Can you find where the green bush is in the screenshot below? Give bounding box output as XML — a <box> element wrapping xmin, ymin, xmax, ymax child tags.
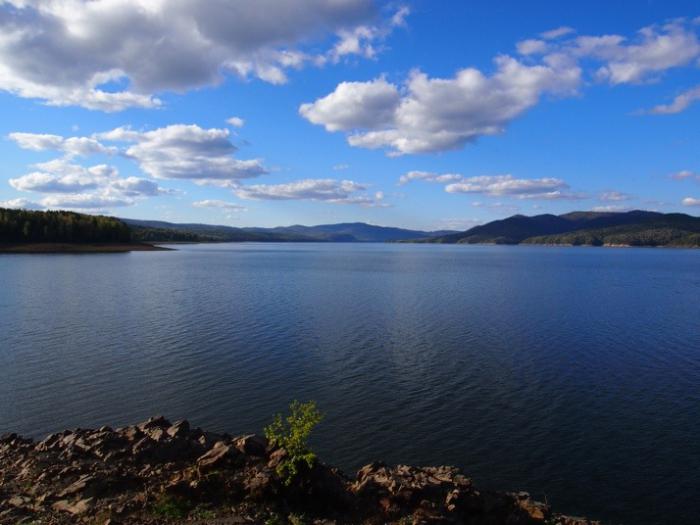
<box><xmin>264</xmin><ymin>400</ymin><xmax>324</xmax><ymax>486</ymax></box>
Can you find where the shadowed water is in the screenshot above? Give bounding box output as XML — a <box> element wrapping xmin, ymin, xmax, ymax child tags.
<box><xmin>1</xmin><ymin>243</ymin><xmax>699</xmax><ymax>524</ymax></box>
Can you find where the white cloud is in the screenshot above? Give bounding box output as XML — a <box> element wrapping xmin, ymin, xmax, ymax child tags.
<box><xmin>9</xmin><ymin>160</ymin><xmax>117</xmax><ymax>193</ymax></box>
<box><xmin>40</xmin><ymin>193</ymin><xmax>133</xmax><ymax>209</ymax></box>
<box><xmin>0</xmin><ymin>0</ymin><xmax>390</xmax><ymax>110</ymax></box>
<box><xmin>109</xmin><ymin>176</ymin><xmax>172</xmax><ymax>197</ymax></box>
<box><xmin>0</xmin><ymin>197</ymin><xmax>42</xmax><ymax>210</ymax></box>
<box><xmin>682</xmin><ymin>197</ymin><xmax>700</xmax><ymax>207</ymax></box>
<box><xmin>516</xmin><ymin>39</ymin><xmax>548</xmax><ymax>55</ymax></box>
<box><xmin>5</xmin><ymin>122</ymin><xmax>269</xmax><ymax>213</ymax></box>
<box><xmin>541</xmin><ymin>26</ymin><xmax>575</xmax><ymax>40</ymax></box>
<box><xmin>398</xmin><ymin>171</ymin><xmax>463</xmax><ymax>185</ymax></box>
<box><xmin>9</xmin><ymin>132</ymin><xmax>117</xmax><ymax>157</ymax></box>
<box><xmin>234</xmin><ymin>178</ymin><xmax>385</xmax><ymax>206</ymax></box>
<box><xmin>574</xmin><ymin>21</ymin><xmax>700</xmax><ymax>84</ymax></box>
<box><xmin>193</xmin><ymin>199</ymin><xmax>247</xmax><ymax>211</ymax></box>
<box><xmin>300</xmin><ymin>78</ymin><xmax>401</xmax><ymax>132</ymax></box>
<box><xmin>647</xmin><ymin>85</ymin><xmax>700</xmax><ymax>114</ymax></box>
<box><xmin>101</xmin><ymin>124</ymin><xmax>268</xmax><ymax>181</ymax></box>
<box><xmin>301</xmin><ymin>19</ymin><xmax>700</xmax><ymax>155</ymax></box>
<box><xmin>226</xmin><ymin>117</ymin><xmax>245</xmax><ymax>128</ymax></box>
<box><xmin>399</xmin><ymin>171</ymin><xmax>578</xmax><ymax>200</ymax></box>
<box><xmin>8</xmin><ymin>156</ymin><xmax>172</xmax><ymax>200</ymax></box>
<box><xmin>332</xmin><ymin>163</ymin><xmax>350</xmax><ymax>171</ymax></box>
<box><xmin>670</xmin><ymin>170</ymin><xmax>699</xmax><ymax>181</ymax></box>
<box><xmin>301</xmin><ymin>56</ymin><xmax>581</xmax><ymax>155</ymax></box>
<box><xmin>600</xmin><ymin>191</ymin><xmax>632</xmax><ymax>201</ymax></box>
<box><xmin>329</xmin><ymin>5</ymin><xmax>409</xmax><ymax>62</ymax></box>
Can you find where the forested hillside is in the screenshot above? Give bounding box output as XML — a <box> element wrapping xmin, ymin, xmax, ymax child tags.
<box><xmin>0</xmin><ymin>208</ymin><xmax>131</xmax><ymax>243</ymax></box>
<box><xmin>422</xmin><ymin>210</ymin><xmax>700</xmax><ymax>247</ymax></box>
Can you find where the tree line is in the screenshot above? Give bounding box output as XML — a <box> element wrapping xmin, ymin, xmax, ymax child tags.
<box><xmin>0</xmin><ymin>208</ymin><xmax>131</xmax><ymax>243</ymax></box>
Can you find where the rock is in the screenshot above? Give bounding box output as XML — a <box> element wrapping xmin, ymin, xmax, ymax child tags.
<box><xmin>137</xmin><ymin>416</ymin><xmax>171</xmax><ymax>431</ymax></box>
<box><xmin>167</xmin><ymin>420</ymin><xmax>190</xmax><ymax>439</ymax></box>
<box><xmin>52</xmin><ymin>497</ymin><xmax>93</xmax><ymax>515</ymax></box>
<box><xmin>234</xmin><ymin>434</ymin><xmax>268</xmax><ymax>457</ymax></box>
<box><xmin>8</xmin><ymin>496</ymin><xmax>31</xmax><ymax>508</ymax></box>
<box><xmin>197</xmin><ymin>441</ymin><xmax>239</xmax><ymax>471</ymax></box>
<box><xmin>57</xmin><ymin>474</ymin><xmax>111</xmax><ymax>499</ymax></box>
<box><xmin>0</xmin><ymin>418</ymin><xmax>600</xmax><ymax>525</ymax></box>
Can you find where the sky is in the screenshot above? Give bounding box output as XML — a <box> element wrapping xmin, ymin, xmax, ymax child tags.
<box><xmin>0</xmin><ymin>0</ymin><xmax>699</xmax><ymax>231</ymax></box>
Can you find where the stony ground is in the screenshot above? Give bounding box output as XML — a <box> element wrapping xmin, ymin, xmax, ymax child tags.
<box><xmin>0</xmin><ymin>417</ymin><xmax>599</xmax><ymax>525</ymax></box>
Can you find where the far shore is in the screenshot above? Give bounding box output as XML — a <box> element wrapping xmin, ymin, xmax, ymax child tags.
<box><xmin>0</xmin><ymin>242</ymin><xmax>171</xmax><ymax>254</ymax></box>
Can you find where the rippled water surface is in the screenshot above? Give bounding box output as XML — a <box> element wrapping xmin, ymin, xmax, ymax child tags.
<box><xmin>1</xmin><ymin>243</ymin><xmax>699</xmax><ymax>524</ymax></box>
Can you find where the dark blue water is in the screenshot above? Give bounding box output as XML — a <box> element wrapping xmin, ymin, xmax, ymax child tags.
<box><xmin>1</xmin><ymin>243</ymin><xmax>699</xmax><ymax>524</ymax></box>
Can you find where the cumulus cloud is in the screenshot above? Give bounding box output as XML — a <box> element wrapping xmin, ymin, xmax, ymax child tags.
<box><xmin>573</xmin><ymin>21</ymin><xmax>700</xmax><ymax>84</ymax></box>
<box><xmin>234</xmin><ymin>178</ymin><xmax>385</xmax><ymax>206</ymax></box>
<box><xmin>399</xmin><ymin>171</ymin><xmax>582</xmax><ymax>200</ymax></box>
<box><xmin>0</xmin><ymin>0</ymin><xmax>403</xmax><ymax>111</ymax></box>
<box><xmin>226</xmin><ymin>117</ymin><xmax>245</xmax><ymax>128</ymax></box>
<box><xmin>40</xmin><ymin>193</ymin><xmax>133</xmax><ymax>209</ymax></box>
<box><xmin>10</xmin><ymin>159</ymin><xmax>117</xmax><ymax>192</ymax></box>
<box><xmin>301</xmin><ymin>19</ymin><xmax>700</xmax><ymax>155</ymax></box>
<box><xmin>300</xmin><ymin>56</ymin><xmax>581</xmax><ymax>155</ymax></box>
<box><xmin>9</xmin><ymin>132</ymin><xmax>117</xmax><ymax>157</ymax></box>
<box><xmin>682</xmin><ymin>197</ymin><xmax>700</xmax><ymax>207</ymax></box>
<box><xmin>599</xmin><ymin>191</ymin><xmax>632</xmax><ymax>201</ymax></box>
<box><xmin>9</xmin><ymin>156</ymin><xmax>171</xmax><ymax>201</ymax></box>
<box><xmin>5</xmin><ymin>122</ymin><xmax>270</xmax><ymax>212</ymax></box>
<box><xmin>300</xmin><ymin>78</ymin><xmax>401</xmax><ymax>132</ymax></box>
<box><xmin>0</xmin><ymin>197</ymin><xmax>42</xmax><ymax>210</ymax></box>
<box><xmin>647</xmin><ymin>85</ymin><xmax>700</xmax><ymax>115</ymax></box>
<box><xmin>193</xmin><ymin>199</ymin><xmax>247</xmax><ymax>211</ymax></box>
<box><xmin>516</xmin><ymin>39</ymin><xmax>549</xmax><ymax>56</ymax></box>
<box><xmin>329</xmin><ymin>5</ymin><xmax>409</xmax><ymax>62</ymax></box>
<box><xmin>99</xmin><ymin>124</ymin><xmax>268</xmax><ymax>181</ymax></box>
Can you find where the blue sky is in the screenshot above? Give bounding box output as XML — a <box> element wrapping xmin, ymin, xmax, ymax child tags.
<box><xmin>0</xmin><ymin>0</ymin><xmax>699</xmax><ymax>230</ymax></box>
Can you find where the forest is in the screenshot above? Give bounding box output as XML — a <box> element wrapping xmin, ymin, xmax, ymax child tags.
<box><xmin>0</xmin><ymin>207</ymin><xmax>131</xmax><ymax>244</ymax></box>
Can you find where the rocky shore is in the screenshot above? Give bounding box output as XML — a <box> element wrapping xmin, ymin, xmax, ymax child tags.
<box><xmin>1</xmin><ymin>417</ymin><xmax>599</xmax><ymax>525</ymax></box>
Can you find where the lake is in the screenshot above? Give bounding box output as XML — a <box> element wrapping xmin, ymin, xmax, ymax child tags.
<box><xmin>1</xmin><ymin>243</ymin><xmax>699</xmax><ymax>524</ymax></box>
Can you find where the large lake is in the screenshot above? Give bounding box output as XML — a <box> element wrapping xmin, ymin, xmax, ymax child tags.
<box><xmin>1</xmin><ymin>243</ymin><xmax>699</xmax><ymax>524</ymax></box>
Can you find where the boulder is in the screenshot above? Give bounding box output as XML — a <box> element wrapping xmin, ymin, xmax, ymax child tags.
<box><xmin>234</xmin><ymin>434</ymin><xmax>268</xmax><ymax>457</ymax></box>
<box><xmin>197</xmin><ymin>441</ymin><xmax>240</xmax><ymax>471</ymax></box>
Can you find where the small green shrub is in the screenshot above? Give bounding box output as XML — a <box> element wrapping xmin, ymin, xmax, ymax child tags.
<box><xmin>264</xmin><ymin>400</ymin><xmax>324</xmax><ymax>486</ymax></box>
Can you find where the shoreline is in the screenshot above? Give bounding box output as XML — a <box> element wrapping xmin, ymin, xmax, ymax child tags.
<box><xmin>0</xmin><ymin>417</ymin><xmax>599</xmax><ymax>525</ymax></box>
<box><xmin>0</xmin><ymin>242</ymin><xmax>171</xmax><ymax>253</ymax></box>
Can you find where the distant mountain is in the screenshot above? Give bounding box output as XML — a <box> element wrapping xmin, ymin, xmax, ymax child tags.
<box><xmin>421</xmin><ymin>211</ymin><xmax>700</xmax><ymax>247</ymax></box>
<box><xmin>123</xmin><ymin>218</ymin><xmax>453</xmax><ymax>243</ymax></box>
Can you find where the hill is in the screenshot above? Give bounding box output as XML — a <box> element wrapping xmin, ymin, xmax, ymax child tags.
<box><xmin>423</xmin><ymin>210</ymin><xmax>700</xmax><ymax>247</ymax></box>
<box><xmin>124</xmin><ymin>218</ymin><xmax>452</xmax><ymax>243</ymax></box>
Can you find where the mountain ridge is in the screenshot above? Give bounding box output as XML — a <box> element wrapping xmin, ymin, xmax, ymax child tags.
<box><xmin>420</xmin><ymin>210</ymin><xmax>700</xmax><ymax>247</ymax></box>
<box><xmin>123</xmin><ymin>218</ymin><xmax>455</xmax><ymax>243</ymax></box>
